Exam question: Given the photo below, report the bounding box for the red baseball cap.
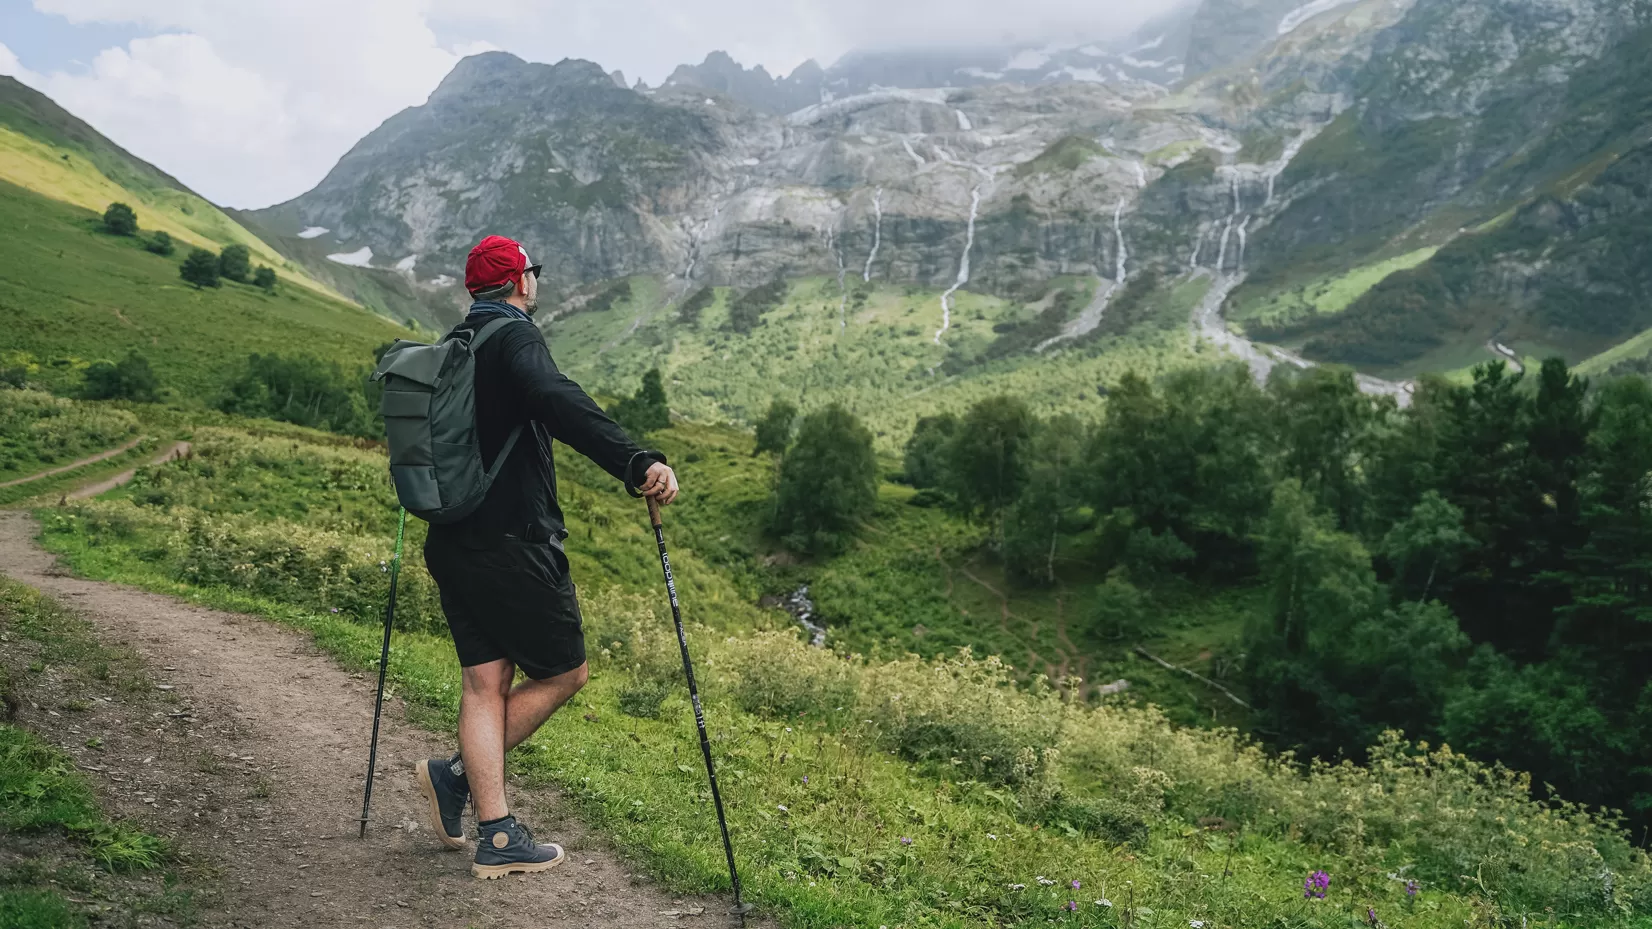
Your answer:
[465,235,542,295]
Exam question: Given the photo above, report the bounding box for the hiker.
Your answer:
[413,235,678,879]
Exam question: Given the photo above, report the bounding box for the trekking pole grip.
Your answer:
[647,494,663,528]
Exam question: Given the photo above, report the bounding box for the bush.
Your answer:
[101,202,137,236]
[861,649,1065,786]
[678,286,715,325]
[81,350,159,402]
[144,231,174,256]
[180,248,220,288]
[721,630,859,719]
[218,244,252,283]
[253,266,277,292]
[219,353,375,437]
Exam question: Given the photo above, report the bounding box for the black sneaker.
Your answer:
[472,816,566,880]
[415,756,469,850]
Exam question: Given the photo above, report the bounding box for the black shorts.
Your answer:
[423,533,586,680]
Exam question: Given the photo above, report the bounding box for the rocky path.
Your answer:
[0,508,760,929]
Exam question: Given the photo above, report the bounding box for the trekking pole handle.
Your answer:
[647,493,663,528]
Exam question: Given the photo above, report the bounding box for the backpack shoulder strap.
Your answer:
[486,424,526,482]
[468,317,532,354]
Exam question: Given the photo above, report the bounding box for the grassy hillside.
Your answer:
[0,178,408,397]
[0,77,331,299]
[36,419,1652,928]
[551,274,1208,448]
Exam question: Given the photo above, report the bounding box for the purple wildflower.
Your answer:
[1071,880,1081,890]
[900,837,912,846]
[1405,880,1418,898]
[802,776,808,785]
[1066,901,1078,912]
[1303,870,1330,900]
[330,608,339,613]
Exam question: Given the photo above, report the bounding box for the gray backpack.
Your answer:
[371,317,528,524]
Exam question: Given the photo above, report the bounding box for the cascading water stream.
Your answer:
[1113,199,1129,285]
[831,222,848,331]
[863,188,883,283]
[935,186,981,346]
[902,138,926,167]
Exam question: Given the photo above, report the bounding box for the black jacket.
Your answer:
[427,309,661,545]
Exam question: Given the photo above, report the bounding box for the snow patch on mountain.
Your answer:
[297,226,329,239]
[326,247,373,267]
[1277,0,1360,35]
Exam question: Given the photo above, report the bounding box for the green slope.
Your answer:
[0,178,408,396]
[0,76,339,302]
[550,274,1206,448]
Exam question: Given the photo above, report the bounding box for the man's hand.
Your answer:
[638,462,679,505]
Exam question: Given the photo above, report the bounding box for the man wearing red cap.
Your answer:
[415,235,678,879]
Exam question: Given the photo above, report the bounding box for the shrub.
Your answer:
[219,353,375,437]
[218,244,252,283]
[728,280,787,334]
[101,202,137,236]
[678,286,715,325]
[609,369,670,438]
[253,266,277,292]
[861,649,1065,786]
[180,248,220,288]
[144,231,174,256]
[80,350,160,402]
[720,630,859,719]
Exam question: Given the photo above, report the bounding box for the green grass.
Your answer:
[0,581,174,926]
[34,420,1652,928]
[0,390,140,484]
[1014,136,1110,177]
[1233,247,1441,329]
[552,275,1201,451]
[0,179,410,398]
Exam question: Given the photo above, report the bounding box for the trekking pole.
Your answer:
[646,496,752,924]
[359,507,407,839]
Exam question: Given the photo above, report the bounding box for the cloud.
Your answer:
[23,0,1182,207]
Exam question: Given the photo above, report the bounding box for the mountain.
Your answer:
[255,0,1652,406]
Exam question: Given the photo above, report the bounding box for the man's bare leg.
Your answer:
[460,661,589,822]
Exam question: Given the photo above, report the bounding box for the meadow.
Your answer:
[0,179,409,399]
[34,420,1652,929]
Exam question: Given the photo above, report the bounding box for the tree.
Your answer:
[102,202,137,236]
[611,369,670,437]
[1379,491,1477,603]
[728,280,787,334]
[218,244,252,283]
[1003,414,1087,584]
[144,231,174,256]
[1267,365,1386,530]
[679,286,715,326]
[902,414,957,489]
[752,399,798,456]
[81,350,159,402]
[253,266,277,293]
[771,404,877,554]
[945,396,1034,533]
[180,248,221,288]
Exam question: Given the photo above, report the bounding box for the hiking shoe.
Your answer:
[472,816,566,880]
[415,756,469,850]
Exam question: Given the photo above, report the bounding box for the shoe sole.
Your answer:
[472,846,566,880]
[414,760,467,851]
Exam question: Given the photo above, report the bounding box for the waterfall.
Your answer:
[1216,217,1234,272]
[1235,216,1250,273]
[1113,199,1129,284]
[1189,224,1206,269]
[832,221,848,331]
[863,188,883,283]
[935,186,981,345]
[954,108,973,131]
[902,138,926,167]
[1133,162,1147,189]
[1264,132,1311,206]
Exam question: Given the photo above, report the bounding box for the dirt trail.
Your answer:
[0,509,760,928]
[68,441,192,500]
[0,435,147,489]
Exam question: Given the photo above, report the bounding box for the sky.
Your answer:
[0,0,1172,209]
